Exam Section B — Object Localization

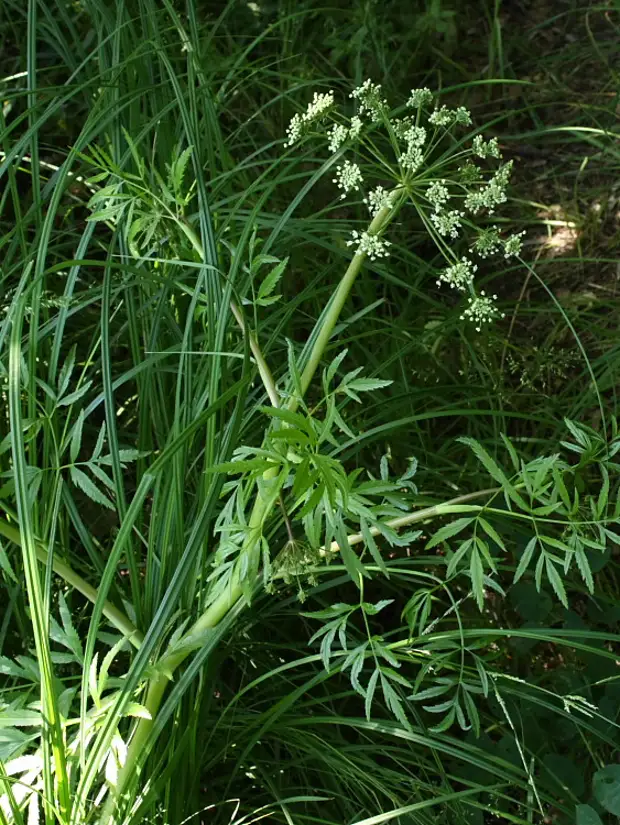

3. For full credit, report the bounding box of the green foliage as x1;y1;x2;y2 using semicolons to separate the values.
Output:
0;1;619;825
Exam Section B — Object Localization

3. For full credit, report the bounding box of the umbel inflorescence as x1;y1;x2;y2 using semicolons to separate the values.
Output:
284;81;527;331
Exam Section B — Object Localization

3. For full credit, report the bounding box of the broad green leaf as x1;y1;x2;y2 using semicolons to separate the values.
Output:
575;805;603;825
593;764;620;815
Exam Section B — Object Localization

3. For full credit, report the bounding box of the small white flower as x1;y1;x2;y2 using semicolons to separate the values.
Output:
363;185;395;216
472;135;501;159
471;226;502;258
399;145;424;173
426;180;450;212
460;291;504;332
429;105;453;127
349;116;363;139
437;257;477;291
454;106;472;126
395;122;426;148
465;161;513;214
332;160;363;199
304;91;335;122
327;124;348;153
284;113;303;147
407;88;434;108
430;209;465;239
503;231;526;259
284;90;335;147
346;229;391;260
350;79;388;122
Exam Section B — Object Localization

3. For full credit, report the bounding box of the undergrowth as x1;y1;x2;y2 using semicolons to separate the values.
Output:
1;1;620;825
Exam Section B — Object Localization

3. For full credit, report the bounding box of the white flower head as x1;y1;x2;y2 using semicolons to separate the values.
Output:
407;88;434;109
429;105;453;127
327;124;348;153
284;113;303;148
284;90;335;147
426;180;450;212
363;185;395;217
394;120;426;147
460;291;504;332
454;106;472;126
503;231;526;259
304;90;335;122
465;161;513;214
399;145;424;173
471;226;502;258
472;135;501;159
350;79;388;123
332;160;363;199
437;257;477;291
430;209;465;239
346;229;391;260
349;116;363;139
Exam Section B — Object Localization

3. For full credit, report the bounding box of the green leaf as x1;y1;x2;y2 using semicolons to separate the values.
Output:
545;556;568;608
575;804;603;825
593;764;620;815
364;668;380;720
69;466;114;509
257;257;288;303
575;805;603;825
457;437;526;509
360;519;388;575
57;380;92;407
470;547;484;610
477;517;505;551
513;536;537;583
426;517;475;549
70;410;84;464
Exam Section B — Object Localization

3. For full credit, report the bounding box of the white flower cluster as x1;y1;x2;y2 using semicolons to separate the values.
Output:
397;120;427;173
430;208;465;239
472;135;501;159
503;231;526;259
437;257;477;290
346;229;391;260
350;79;387;123
363;185;395;217
407;87;433;108
426;179;450;211
471;225;502;258
464;161;513;214
460;291;504;332
429;105;472;127
349;115;363;139
327;116;364;154
332;160;363;199
327;124;348;153
284;90;335;147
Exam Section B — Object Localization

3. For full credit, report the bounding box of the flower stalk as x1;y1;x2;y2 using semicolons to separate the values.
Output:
99;191;401;823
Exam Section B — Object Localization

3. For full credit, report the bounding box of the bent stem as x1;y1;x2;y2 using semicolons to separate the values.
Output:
0;517;143;647
100;196;401;823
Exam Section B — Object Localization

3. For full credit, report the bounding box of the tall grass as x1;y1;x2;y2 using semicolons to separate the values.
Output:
1;2;620;824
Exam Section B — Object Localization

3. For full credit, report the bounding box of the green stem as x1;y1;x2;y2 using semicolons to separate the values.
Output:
100;193;401;822
294;198;400;407
180;220;280;408
321;488;499;555
0;517;143;648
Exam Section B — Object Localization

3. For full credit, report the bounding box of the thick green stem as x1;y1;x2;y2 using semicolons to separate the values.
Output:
294;200;398;408
101;195;401;822
0;517;143;648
